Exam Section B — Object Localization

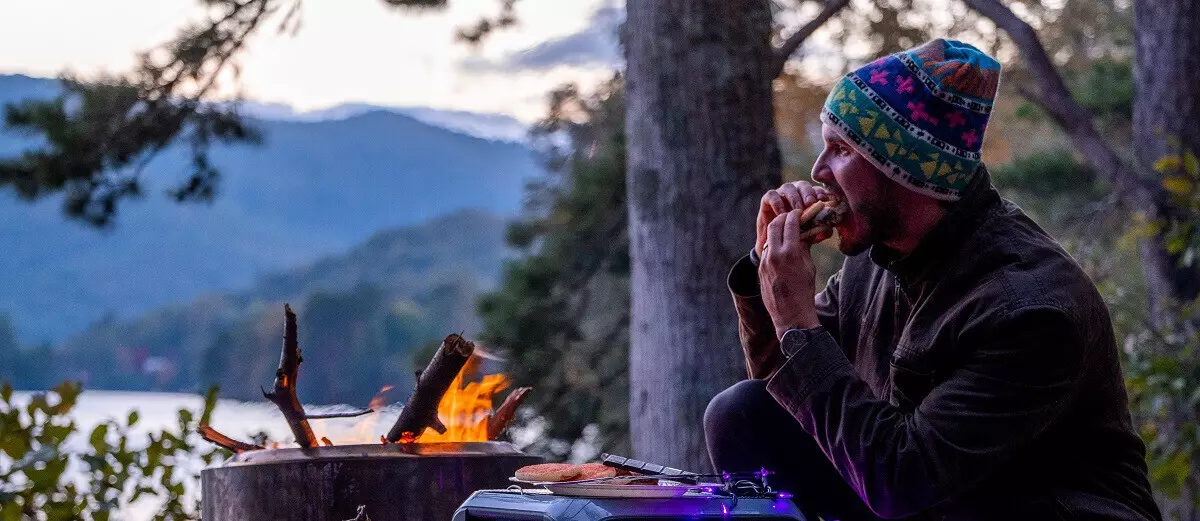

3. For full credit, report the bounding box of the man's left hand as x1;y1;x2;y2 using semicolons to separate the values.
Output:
760;209;831;339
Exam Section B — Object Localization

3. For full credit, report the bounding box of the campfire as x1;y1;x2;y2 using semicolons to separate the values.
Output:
198;304;531;451
198;305;541;521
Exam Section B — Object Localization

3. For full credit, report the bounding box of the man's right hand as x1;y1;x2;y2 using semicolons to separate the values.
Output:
756;181;834;257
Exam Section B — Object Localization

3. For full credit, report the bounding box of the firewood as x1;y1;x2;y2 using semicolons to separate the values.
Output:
199;424;264;452
306;408;373;420
487;386;531;440
261;304;318;448
385;334;475;442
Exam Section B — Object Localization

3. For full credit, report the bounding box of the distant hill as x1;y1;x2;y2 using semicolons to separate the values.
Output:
0;74;541;343
241;101;530;142
29;209;510;401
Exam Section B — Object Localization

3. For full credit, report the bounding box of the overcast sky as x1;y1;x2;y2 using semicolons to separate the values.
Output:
0;0;622;122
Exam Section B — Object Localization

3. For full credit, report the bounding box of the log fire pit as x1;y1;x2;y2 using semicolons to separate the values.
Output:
202;441;539;520
198;305;539;521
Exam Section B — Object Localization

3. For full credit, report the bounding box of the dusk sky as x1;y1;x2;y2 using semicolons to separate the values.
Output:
0;0;623;122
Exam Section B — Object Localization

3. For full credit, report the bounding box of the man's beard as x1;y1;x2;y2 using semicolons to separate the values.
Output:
836;195;900;256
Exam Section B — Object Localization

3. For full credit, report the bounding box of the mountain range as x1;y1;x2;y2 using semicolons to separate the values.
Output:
22;209;509;400
0;74;542;343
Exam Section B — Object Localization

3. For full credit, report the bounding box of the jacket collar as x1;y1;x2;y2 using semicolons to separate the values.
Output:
868;165;1003;291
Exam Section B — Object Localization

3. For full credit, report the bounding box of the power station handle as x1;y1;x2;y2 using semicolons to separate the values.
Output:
599;453;699;484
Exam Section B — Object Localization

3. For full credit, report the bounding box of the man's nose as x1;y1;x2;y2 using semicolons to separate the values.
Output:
811;160;834;184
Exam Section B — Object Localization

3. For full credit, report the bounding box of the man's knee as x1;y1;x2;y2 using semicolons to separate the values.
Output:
704;379;772;436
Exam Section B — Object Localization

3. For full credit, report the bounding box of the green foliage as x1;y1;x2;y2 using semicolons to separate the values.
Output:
0;381;224;520
1014;58;1134;134
196;280;477;405
991;149;1111;227
1118;299;1200;506
1121;146;1200;513
2;210;511;403
478;76;630;460
1072;59;1134;128
1156;147;1200;263
1008;0;1134;133
990;149;1127;291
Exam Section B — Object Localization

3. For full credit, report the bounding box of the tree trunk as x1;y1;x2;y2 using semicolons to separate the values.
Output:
1134;0;1200;321
624;0;781;471
1134;3;1200;519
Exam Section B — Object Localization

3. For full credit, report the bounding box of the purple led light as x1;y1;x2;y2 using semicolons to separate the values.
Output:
778;491;793;499
721;503;729;516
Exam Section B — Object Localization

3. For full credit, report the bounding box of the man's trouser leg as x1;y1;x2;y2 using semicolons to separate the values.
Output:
704;379;883;521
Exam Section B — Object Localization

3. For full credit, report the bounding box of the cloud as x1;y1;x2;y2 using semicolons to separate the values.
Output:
465;6;623;73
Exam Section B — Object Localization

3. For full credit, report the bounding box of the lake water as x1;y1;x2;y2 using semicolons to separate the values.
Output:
7;389;546;519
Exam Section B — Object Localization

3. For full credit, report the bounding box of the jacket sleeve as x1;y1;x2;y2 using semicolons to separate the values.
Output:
728;254;842;379
765;305;1085;519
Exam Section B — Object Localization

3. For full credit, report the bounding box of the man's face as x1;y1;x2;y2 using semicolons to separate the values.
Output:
811;122;900;256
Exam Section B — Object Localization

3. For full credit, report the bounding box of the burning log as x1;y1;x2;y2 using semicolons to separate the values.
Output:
261;304;319;448
386;334;475;442
199;424;264;452
487;387;531;440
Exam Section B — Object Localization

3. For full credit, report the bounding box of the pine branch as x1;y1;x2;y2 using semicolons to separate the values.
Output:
456;0;517;44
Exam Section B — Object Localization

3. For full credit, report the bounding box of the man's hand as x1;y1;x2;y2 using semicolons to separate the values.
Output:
760;209;831;339
756;181;834;257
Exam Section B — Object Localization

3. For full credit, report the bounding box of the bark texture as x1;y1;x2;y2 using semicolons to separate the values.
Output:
624;0;781;471
1134;0;1200;319
487;386;531;441
199;424;264;453
385;334;474;442
262;304;318;448
1134;3;1200;518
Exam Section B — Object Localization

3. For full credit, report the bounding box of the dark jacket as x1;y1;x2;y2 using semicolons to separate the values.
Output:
728;169;1162;520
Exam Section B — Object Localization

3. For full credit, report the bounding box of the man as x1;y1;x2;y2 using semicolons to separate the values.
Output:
704;39;1161;521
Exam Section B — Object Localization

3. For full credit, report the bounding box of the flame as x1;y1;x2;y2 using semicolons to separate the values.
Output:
307;358;511;446
369;385;395;410
310;385;394;445
419;358;510;443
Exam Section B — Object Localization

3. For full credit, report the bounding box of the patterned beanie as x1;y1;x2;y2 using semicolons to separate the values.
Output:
820;39;1001;201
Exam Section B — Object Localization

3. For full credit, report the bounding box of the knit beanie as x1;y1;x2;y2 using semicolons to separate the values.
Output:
820;39;1002;201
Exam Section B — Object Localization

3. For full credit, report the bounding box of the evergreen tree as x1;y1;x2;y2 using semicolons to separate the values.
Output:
478;77;631;460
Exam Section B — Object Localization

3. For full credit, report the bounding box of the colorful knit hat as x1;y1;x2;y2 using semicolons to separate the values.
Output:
820;39;1001;201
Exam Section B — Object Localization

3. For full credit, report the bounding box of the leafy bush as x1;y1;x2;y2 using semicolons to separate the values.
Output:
0;382;224;520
